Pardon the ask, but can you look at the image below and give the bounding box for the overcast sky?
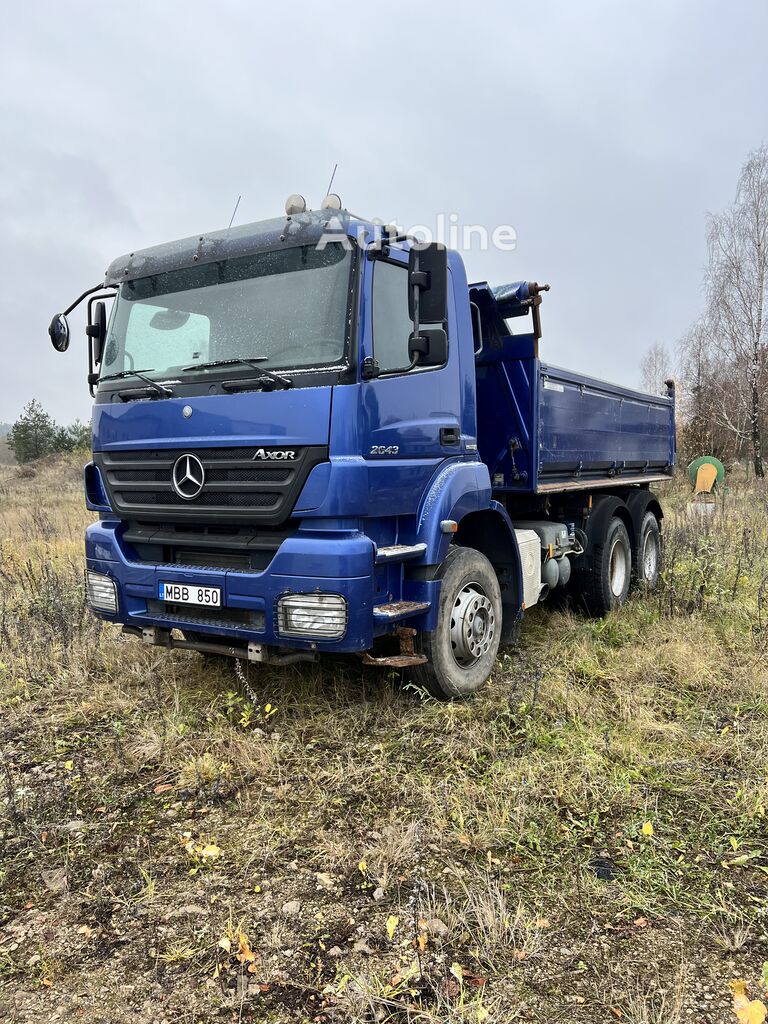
[1,0,766,424]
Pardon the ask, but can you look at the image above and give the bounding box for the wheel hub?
[609,537,628,597]
[450,582,495,667]
[642,530,659,580]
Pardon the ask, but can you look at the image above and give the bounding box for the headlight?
[86,570,118,613]
[276,593,347,639]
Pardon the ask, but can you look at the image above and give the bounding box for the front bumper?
[85,519,376,652]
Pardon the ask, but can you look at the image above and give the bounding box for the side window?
[372,260,413,372]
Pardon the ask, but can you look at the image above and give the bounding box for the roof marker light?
[285,194,307,215]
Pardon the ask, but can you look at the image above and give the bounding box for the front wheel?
[409,546,502,700]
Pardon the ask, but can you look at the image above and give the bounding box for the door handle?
[440,426,461,446]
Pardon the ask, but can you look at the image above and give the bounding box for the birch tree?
[639,341,672,395]
[705,145,768,477]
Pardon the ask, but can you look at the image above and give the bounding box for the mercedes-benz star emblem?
[172,453,205,500]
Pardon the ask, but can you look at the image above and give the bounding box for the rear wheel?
[410,546,502,700]
[634,510,661,590]
[578,516,632,616]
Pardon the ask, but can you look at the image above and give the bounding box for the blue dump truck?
[49,196,675,699]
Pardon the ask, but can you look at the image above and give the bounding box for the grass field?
[0,439,15,466]
[1,455,767,1023]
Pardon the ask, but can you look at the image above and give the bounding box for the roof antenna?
[324,163,338,199]
[227,194,242,231]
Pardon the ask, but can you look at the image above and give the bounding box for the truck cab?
[50,198,675,699]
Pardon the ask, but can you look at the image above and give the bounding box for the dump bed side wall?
[474,342,675,493]
[536,362,675,491]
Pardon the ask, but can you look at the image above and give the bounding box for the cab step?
[373,600,430,623]
[374,543,427,564]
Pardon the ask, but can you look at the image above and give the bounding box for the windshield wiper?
[182,357,292,389]
[98,368,156,382]
[98,368,173,397]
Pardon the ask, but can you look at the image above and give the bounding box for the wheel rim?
[642,528,659,582]
[608,537,628,597]
[449,581,495,668]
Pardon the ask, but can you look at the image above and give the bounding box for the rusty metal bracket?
[361,626,427,668]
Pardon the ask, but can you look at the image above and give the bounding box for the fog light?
[86,570,118,613]
[277,593,347,639]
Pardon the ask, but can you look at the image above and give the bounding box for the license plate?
[159,582,222,607]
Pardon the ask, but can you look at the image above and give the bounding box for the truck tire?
[410,546,502,700]
[579,516,632,616]
[634,510,661,590]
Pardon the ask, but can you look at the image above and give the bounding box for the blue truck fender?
[415,462,523,643]
[415,460,492,563]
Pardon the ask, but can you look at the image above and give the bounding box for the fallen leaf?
[64,760,73,772]
[535,917,551,929]
[417,932,427,951]
[641,820,654,837]
[386,915,399,941]
[41,868,68,893]
[633,916,650,928]
[440,977,461,998]
[236,932,256,964]
[450,962,463,981]
[727,852,762,867]
[730,980,767,1024]
[463,972,487,987]
[153,783,174,794]
[611,1010,623,1019]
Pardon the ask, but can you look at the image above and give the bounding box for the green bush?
[7,400,89,463]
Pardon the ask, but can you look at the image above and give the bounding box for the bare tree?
[705,144,768,477]
[676,316,741,461]
[639,341,672,394]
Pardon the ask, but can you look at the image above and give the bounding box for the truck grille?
[95,446,328,525]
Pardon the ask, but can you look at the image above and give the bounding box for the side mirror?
[409,327,448,367]
[49,313,70,352]
[87,301,108,364]
[408,242,448,324]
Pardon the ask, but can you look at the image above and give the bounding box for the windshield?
[99,242,353,384]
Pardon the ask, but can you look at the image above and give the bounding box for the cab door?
[359,251,462,517]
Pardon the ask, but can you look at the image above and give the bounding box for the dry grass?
[1,455,768,1022]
